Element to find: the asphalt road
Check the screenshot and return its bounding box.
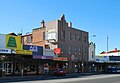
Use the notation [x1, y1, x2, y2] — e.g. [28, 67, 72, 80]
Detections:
[1, 74, 120, 83]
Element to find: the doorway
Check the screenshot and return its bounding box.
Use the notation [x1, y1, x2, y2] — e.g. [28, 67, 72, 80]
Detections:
[3, 62, 13, 74]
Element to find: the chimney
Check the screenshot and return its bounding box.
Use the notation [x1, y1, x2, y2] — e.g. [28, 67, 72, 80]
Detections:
[115, 48, 117, 51]
[41, 20, 45, 27]
[68, 22, 72, 27]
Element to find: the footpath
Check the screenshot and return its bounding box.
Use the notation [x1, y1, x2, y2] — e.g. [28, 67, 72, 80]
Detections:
[0, 73, 99, 83]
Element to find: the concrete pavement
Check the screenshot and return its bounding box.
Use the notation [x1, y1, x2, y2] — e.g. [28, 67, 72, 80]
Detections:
[0, 73, 99, 83]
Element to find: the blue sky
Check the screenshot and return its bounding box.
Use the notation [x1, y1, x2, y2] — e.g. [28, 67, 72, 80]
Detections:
[0, 0, 120, 55]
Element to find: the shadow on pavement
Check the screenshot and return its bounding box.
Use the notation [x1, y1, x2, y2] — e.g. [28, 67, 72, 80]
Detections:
[0, 73, 109, 83]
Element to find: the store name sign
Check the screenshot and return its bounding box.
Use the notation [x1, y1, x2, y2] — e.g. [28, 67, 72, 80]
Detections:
[0, 48, 11, 54]
[29, 46, 38, 52]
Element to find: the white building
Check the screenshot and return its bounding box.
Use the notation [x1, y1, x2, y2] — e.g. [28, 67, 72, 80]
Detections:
[89, 42, 95, 62]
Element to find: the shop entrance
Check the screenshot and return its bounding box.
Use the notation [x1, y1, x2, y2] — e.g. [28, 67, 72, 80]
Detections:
[3, 62, 13, 74]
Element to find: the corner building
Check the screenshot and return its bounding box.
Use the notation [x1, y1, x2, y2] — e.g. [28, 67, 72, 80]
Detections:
[45, 15, 89, 73]
[23, 15, 89, 74]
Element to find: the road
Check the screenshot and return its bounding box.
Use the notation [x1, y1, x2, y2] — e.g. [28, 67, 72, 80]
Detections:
[1, 74, 120, 83]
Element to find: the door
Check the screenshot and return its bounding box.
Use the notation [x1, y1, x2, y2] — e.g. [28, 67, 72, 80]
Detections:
[3, 62, 13, 74]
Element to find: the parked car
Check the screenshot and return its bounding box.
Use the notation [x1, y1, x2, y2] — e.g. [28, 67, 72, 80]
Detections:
[54, 68, 66, 76]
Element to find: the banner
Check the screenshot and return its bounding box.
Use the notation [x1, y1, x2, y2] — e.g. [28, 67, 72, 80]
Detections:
[6, 34, 22, 50]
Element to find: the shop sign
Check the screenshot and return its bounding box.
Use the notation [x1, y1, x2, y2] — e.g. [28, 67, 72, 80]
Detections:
[33, 55, 53, 59]
[95, 56, 109, 62]
[23, 45, 43, 58]
[43, 49, 54, 57]
[16, 50, 32, 55]
[54, 48, 61, 55]
[0, 48, 11, 54]
[47, 32, 56, 40]
[6, 34, 22, 50]
[53, 57, 68, 61]
[0, 34, 6, 48]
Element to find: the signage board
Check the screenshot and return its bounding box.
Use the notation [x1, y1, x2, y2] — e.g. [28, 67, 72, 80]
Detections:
[54, 48, 61, 55]
[16, 50, 32, 55]
[53, 57, 68, 61]
[33, 55, 53, 59]
[23, 45, 43, 58]
[43, 49, 54, 57]
[0, 48, 12, 54]
[95, 56, 109, 62]
[6, 34, 22, 50]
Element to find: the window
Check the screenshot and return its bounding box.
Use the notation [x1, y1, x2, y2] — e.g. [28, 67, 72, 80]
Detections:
[78, 47, 81, 55]
[74, 34, 76, 41]
[61, 30, 65, 39]
[78, 34, 81, 41]
[84, 36, 87, 43]
[61, 45, 64, 53]
[83, 47, 86, 55]
[22, 37, 24, 44]
[27, 36, 32, 43]
[69, 33, 72, 40]
[43, 32, 45, 40]
[68, 46, 71, 54]
[45, 45, 50, 49]
[92, 51, 94, 58]
[74, 47, 77, 55]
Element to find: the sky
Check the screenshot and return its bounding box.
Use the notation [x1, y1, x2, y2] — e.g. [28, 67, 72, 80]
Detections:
[0, 0, 120, 55]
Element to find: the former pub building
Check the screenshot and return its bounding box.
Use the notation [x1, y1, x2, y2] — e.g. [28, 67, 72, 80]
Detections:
[22, 15, 89, 74]
[0, 15, 89, 76]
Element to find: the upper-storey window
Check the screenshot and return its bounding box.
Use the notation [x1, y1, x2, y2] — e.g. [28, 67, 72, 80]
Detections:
[68, 45, 71, 54]
[78, 34, 81, 41]
[27, 36, 32, 43]
[74, 34, 76, 41]
[43, 32, 45, 40]
[78, 47, 81, 55]
[84, 36, 87, 43]
[69, 32, 72, 40]
[61, 30, 65, 39]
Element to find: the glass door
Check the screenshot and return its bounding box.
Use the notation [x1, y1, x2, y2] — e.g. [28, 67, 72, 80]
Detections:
[4, 62, 13, 74]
